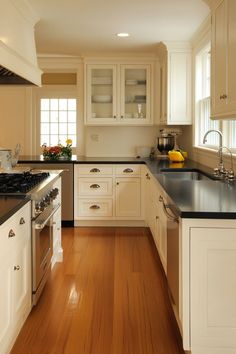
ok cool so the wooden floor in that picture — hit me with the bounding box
[11,227,184,354]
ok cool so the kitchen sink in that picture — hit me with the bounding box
[161,170,212,181]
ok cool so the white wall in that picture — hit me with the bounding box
[0,86,33,154]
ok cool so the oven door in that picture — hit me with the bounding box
[32,203,60,305]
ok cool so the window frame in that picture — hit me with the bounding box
[35,85,78,155]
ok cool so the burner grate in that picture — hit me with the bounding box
[0,172,50,193]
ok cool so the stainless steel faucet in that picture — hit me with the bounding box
[203,129,225,175]
[218,146,235,180]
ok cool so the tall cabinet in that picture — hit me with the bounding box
[211,0,236,119]
[157,42,192,125]
[84,60,153,125]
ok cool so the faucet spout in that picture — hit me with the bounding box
[203,129,223,166]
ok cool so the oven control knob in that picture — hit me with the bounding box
[40,201,46,211]
[50,188,59,199]
[44,194,51,204]
[35,203,41,214]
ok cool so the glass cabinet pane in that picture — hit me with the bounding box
[124,68,147,119]
[91,68,113,119]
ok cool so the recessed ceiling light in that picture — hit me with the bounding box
[116,33,130,37]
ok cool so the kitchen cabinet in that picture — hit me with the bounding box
[0,202,31,354]
[74,164,144,224]
[144,169,167,272]
[211,0,236,119]
[84,61,153,125]
[181,218,236,354]
[157,42,192,125]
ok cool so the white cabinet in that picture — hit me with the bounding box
[0,202,31,354]
[181,218,236,354]
[157,42,192,125]
[211,0,236,119]
[115,177,141,217]
[74,164,143,223]
[85,61,153,125]
[51,177,63,267]
[144,169,167,272]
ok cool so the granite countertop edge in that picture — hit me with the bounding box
[0,196,30,226]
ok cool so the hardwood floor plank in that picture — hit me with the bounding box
[11,227,184,354]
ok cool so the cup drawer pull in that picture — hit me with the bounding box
[19,217,25,225]
[8,229,16,238]
[123,168,133,173]
[90,168,100,173]
[90,184,100,189]
[89,205,100,210]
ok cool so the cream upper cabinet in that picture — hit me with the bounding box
[157,42,192,125]
[211,0,236,119]
[84,61,153,125]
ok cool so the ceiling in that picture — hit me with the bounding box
[28,0,210,56]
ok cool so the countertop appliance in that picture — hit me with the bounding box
[0,170,61,305]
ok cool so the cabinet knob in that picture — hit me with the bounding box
[8,229,16,238]
[113,115,117,119]
[19,217,25,225]
[146,173,150,180]
[90,168,100,173]
[116,182,119,185]
[121,115,124,119]
[220,94,227,99]
[89,205,100,210]
[14,265,20,271]
[123,168,133,173]
[90,184,100,189]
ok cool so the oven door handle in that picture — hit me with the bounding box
[34,203,61,230]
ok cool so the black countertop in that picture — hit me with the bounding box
[0,196,30,226]
[18,155,146,164]
[17,155,236,219]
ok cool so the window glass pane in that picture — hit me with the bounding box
[70,135,76,147]
[50,99,58,110]
[41,99,49,110]
[59,123,67,134]
[41,111,50,122]
[59,111,67,122]
[41,135,49,146]
[59,135,67,144]
[50,111,59,122]
[68,111,76,122]
[50,135,59,146]
[50,123,58,135]
[41,123,50,135]
[59,99,67,110]
[68,123,76,135]
[68,99,76,110]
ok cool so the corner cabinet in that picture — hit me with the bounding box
[84,61,153,125]
[157,42,192,125]
[0,202,31,354]
[211,0,236,119]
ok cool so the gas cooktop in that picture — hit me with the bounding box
[0,171,50,194]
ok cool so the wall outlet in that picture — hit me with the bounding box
[91,134,99,142]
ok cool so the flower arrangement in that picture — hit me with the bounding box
[42,139,72,160]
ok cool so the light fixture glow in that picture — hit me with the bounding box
[116,33,130,37]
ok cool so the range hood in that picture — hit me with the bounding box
[0,0,42,86]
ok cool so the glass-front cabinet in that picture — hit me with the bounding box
[85,63,152,125]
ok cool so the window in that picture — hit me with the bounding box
[40,97,77,148]
[195,44,221,147]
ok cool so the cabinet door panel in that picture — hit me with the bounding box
[226,0,236,111]
[0,261,12,353]
[190,227,236,349]
[115,177,140,217]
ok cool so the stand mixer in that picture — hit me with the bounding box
[156,129,181,157]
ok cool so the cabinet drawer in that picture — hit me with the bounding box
[78,199,113,217]
[78,178,113,196]
[77,165,113,176]
[0,202,30,257]
[115,165,141,176]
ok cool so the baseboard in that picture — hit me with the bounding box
[74,220,146,227]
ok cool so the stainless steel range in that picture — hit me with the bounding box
[0,170,62,305]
